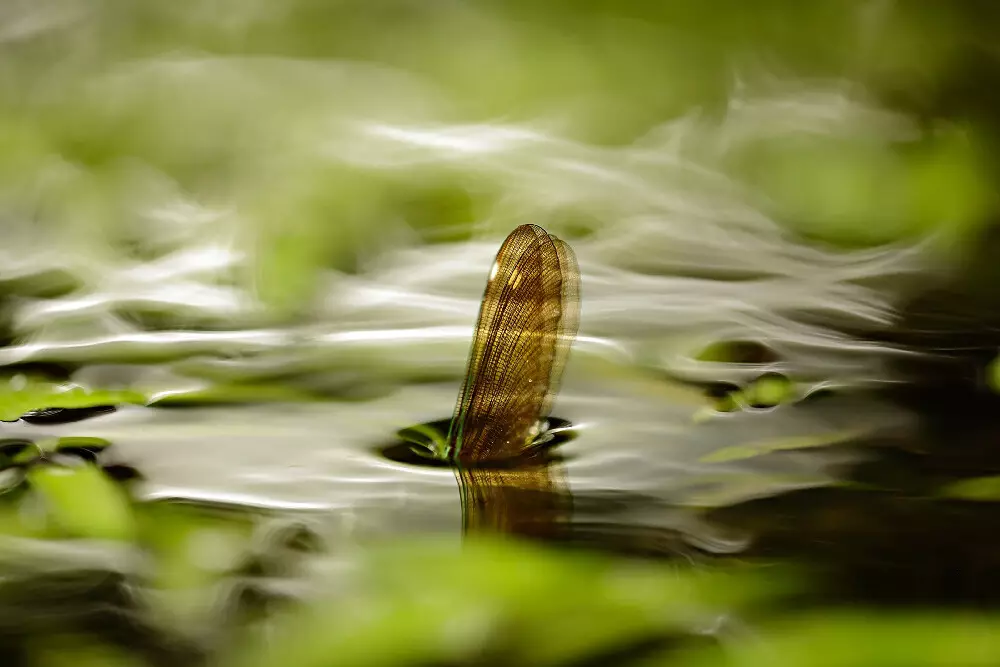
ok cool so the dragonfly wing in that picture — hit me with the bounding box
[448,224,580,463]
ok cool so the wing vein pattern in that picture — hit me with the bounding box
[447,224,581,463]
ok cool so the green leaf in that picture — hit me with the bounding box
[701,430,861,463]
[26,462,135,542]
[939,475,1000,502]
[0,375,144,421]
[746,374,794,407]
[223,536,788,667]
[666,612,1000,667]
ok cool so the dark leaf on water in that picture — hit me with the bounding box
[20,405,117,425]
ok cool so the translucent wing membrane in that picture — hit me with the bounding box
[447,224,581,463]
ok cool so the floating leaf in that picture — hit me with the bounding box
[0,375,143,422]
[701,430,861,463]
[939,475,1000,502]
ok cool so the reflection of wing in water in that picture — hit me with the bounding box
[459,463,570,538]
[448,224,581,464]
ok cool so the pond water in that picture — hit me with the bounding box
[3,186,999,667]
[4,365,908,535]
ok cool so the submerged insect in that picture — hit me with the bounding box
[447,224,580,464]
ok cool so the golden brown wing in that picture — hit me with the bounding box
[447,224,580,463]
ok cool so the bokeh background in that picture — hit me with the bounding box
[2,1,1000,665]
